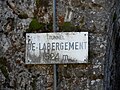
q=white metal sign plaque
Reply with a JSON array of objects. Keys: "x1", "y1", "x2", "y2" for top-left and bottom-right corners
[{"x1": 26, "y1": 32, "x2": 88, "y2": 64}]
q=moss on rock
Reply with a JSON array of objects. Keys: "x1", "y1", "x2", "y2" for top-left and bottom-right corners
[
  {"x1": 27, "y1": 19, "x2": 45, "y2": 32},
  {"x1": 0, "y1": 57, "x2": 9, "y2": 79},
  {"x1": 31, "y1": 76, "x2": 37, "y2": 90},
  {"x1": 18, "y1": 13, "x2": 28, "y2": 19},
  {"x1": 36, "y1": 0, "x2": 49, "y2": 8},
  {"x1": 60, "y1": 22, "x2": 75, "y2": 32},
  {"x1": 59, "y1": 22, "x2": 81, "y2": 32}
]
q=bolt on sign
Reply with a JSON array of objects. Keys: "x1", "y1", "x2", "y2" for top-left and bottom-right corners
[{"x1": 25, "y1": 32, "x2": 88, "y2": 64}]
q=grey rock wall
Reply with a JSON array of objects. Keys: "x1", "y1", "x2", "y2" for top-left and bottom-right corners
[
  {"x1": 0, "y1": 0, "x2": 119, "y2": 90},
  {"x1": 104, "y1": 0, "x2": 120, "y2": 90}
]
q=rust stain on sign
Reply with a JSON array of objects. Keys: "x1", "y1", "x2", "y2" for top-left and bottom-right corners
[{"x1": 26, "y1": 32, "x2": 88, "y2": 64}]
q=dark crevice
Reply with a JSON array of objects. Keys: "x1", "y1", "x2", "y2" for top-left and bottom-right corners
[{"x1": 114, "y1": 28, "x2": 120, "y2": 90}]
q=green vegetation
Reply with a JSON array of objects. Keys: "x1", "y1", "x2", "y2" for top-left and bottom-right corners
[
  {"x1": 36, "y1": 0, "x2": 49, "y2": 8},
  {"x1": 46, "y1": 23, "x2": 53, "y2": 31},
  {"x1": 31, "y1": 76, "x2": 37, "y2": 90},
  {"x1": 0, "y1": 65, "x2": 9, "y2": 79},
  {"x1": 26, "y1": 18, "x2": 53, "y2": 32},
  {"x1": 26, "y1": 14, "x2": 84, "y2": 32},
  {"x1": 59, "y1": 22, "x2": 81, "y2": 32},
  {"x1": 0, "y1": 57, "x2": 9, "y2": 79},
  {"x1": 18, "y1": 13, "x2": 28, "y2": 19},
  {"x1": 60, "y1": 22, "x2": 75, "y2": 32},
  {"x1": 36, "y1": 0, "x2": 41, "y2": 8},
  {"x1": 0, "y1": 57, "x2": 7, "y2": 66},
  {"x1": 79, "y1": 16, "x2": 85, "y2": 29},
  {"x1": 27, "y1": 19, "x2": 45, "y2": 32}
]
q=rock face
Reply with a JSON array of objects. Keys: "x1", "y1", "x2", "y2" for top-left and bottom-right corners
[
  {"x1": 104, "y1": 0, "x2": 120, "y2": 90},
  {"x1": 0, "y1": 0, "x2": 119, "y2": 90}
]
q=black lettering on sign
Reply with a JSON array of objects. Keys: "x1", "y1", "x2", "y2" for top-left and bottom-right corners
[
  {"x1": 43, "y1": 53, "x2": 59, "y2": 61},
  {"x1": 75, "y1": 42, "x2": 79, "y2": 50},
  {"x1": 43, "y1": 53, "x2": 49, "y2": 61},
  {"x1": 51, "y1": 53, "x2": 55, "y2": 60},
  {"x1": 47, "y1": 43, "x2": 51, "y2": 50},
  {"x1": 56, "y1": 42, "x2": 60, "y2": 50},
  {"x1": 69, "y1": 42, "x2": 74, "y2": 50},
  {"x1": 60, "y1": 42, "x2": 64, "y2": 50},
  {"x1": 32, "y1": 43, "x2": 35, "y2": 51},
  {"x1": 55, "y1": 53, "x2": 59, "y2": 61},
  {"x1": 49, "y1": 53, "x2": 59, "y2": 61},
  {"x1": 47, "y1": 34, "x2": 64, "y2": 40},
  {"x1": 65, "y1": 42, "x2": 68, "y2": 50},
  {"x1": 27, "y1": 40, "x2": 35, "y2": 51},
  {"x1": 52, "y1": 42, "x2": 55, "y2": 50},
  {"x1": 38, "y1": 41, "x2": 87, "y2": 51},
  {"x1": 62, "y1": 55, "x2": 68, "y2": 61},
  {"x1": 79, "y1": 42, "x2": 83, "y2": 49}
]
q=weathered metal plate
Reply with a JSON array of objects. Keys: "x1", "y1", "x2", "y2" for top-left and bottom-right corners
[{"x1": 25, "y1": 32, "x2": 88, "y2": 64}]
